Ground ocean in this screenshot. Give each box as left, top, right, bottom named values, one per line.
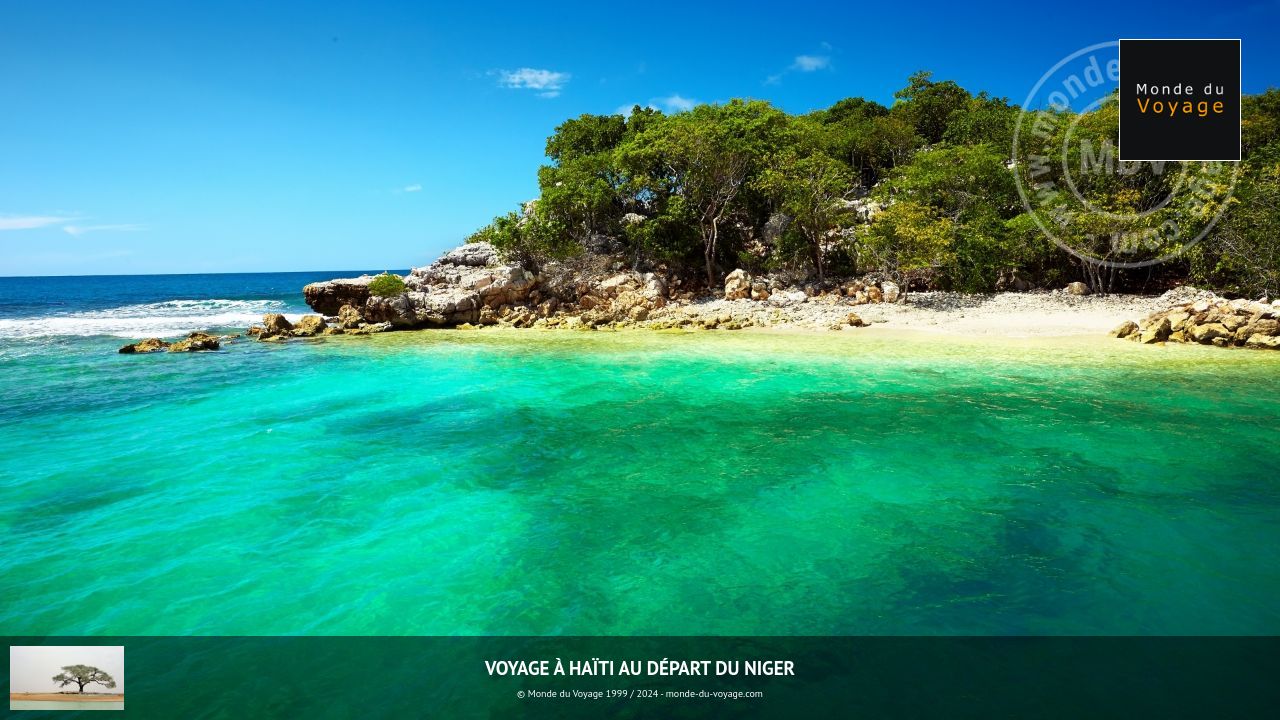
left=1, top=272, right=1278, bottom=635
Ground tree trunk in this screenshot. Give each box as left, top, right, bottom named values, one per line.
left=77, top=681, right=87, bottom=693
left=809, top=233, right=824, bottom=283
left=704, top=221, right=719, bottom=289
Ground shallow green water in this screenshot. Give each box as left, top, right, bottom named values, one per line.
left=1, top=330, right=1278, bottom=635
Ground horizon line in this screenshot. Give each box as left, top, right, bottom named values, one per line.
left=0, top=268, right=415, bottom=280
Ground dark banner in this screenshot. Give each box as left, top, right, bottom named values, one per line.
left=5, top=637, right=1278, bottom=718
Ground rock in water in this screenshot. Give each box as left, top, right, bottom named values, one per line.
left=724, top=269, right=751, bottom=300
left=1066, top=281, right=1091, bottom=296
left=303, top=276, right=373, bottom=315
left=262, top=313, right=294, bottom=337
left=119, top=338, right=171, bottom=354
left=291, top=315, right=327, bottom=337
left=169, top=332, right=220, bottom=352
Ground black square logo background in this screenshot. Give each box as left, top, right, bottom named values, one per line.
left=1120, top=39, right=1240, bottom=161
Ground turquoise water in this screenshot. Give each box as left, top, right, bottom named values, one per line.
left=2, top=324, right=1278, bottom=636
left=9, top=700, right=124, bottom=711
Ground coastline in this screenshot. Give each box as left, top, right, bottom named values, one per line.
left=640, top=290, right=1169, bottom=338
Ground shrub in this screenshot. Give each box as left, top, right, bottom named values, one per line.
left=368, top=272, right=406, bottom=297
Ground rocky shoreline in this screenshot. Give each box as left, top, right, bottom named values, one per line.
left=1111, top=291, right=1280, bottom=349
left=115, top=241, right=1280, bottom=351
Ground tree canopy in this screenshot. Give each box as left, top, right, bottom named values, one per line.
left=467, top=73, right=1280, bottom=295
left=52, top=665, right=117, bottom=694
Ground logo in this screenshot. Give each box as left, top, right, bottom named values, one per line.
left=1012, top=41, right=1240, bottom=269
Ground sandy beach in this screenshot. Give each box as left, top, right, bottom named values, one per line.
left=846, top=291, right=1168, bottom=337
left=638, top=288, right=1204, bottom=338
left=10, top=693, right=125, bottom=702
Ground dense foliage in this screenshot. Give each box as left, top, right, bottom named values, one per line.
left=368, top=272, right=406, bottom=297
left=469, top=74, right=1280, bottom=296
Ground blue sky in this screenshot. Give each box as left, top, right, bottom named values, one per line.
left=2, top=0, right=1278, bottom=276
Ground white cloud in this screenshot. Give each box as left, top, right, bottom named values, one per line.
left=496, top=68, right=570, bottom=97
left=403, top=183, right=422, bottom=193
left=656, top=94, right=697, bottom=112
left=0, top=215, right=75, bottom=231
left=766, top=47, right=837, bottom=85
left=62, top=223, right=146, bottom=236
left=791, top=55, right=831, bottom=72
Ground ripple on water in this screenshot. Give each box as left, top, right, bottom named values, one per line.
left=0, top=330, right=1278, bottom=635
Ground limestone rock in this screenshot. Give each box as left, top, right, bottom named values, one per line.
left=881, top=281, right=900, bottom=303
left=336, top=304, right=363, bottom=329
left=365, top=288, right=480, bottom=327
left=1109, top=320, right=1139, bottom=339
left=303, top=276, right=373, bottom=315
left=403, top=241, right=535, bottom=316
left=769, top=290, right=808, bottom=306
left=168, top=332, right=220, bottom=352
left=291, top=315, right=328, bottom=337
left=438, top=242, right=499, bottom=267
left=119, top=338, right=170, bottom=354
left=1245, top=334, right=1280, bottom=349
left=1138, top=318, right=1171, bottom=344
left=1066, top=281, right=1091, bottom=296
left=1122, top=292, right=1280, bottom=350
left=724, top=269, right=751, bottom=300
left=1189, top=322, right=1230, bottom=344
left=866, top=286, right=884, bottom=303
left=641, top=273, right=668, bottom=306
left=262, top=313, right=294, bottom=336
left=1244, top=318, right=1280, bottom=338
left=346, top=322, right=393, bottom=335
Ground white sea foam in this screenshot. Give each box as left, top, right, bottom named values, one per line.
left=0, top=299, right=304, bottom=339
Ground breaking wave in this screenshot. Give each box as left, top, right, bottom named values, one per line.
left=0, top=299, right=302, bottom=339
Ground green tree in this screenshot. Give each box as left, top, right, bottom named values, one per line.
left=758, top=124, right=855, bottom=280
left=52, top=665, right=116, bottom=694
left=878, top=143, right=1023, bottom=289
left=892, top=71, right=972, bottom=145
left=467, top=205, right=576, bottom=270
left=1191, top=142, right=1280, bottom=297
left=618, top=100, right=790, bottom=285
left=816, top=102, right=920, bottom=187
left=857, top=201, right=956, bottom=293
left=942, top=92, right=1018, bottom=149
left=545, top=113, right=627, bottom=164
left=1241, top=88, right=1280, bottom=156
